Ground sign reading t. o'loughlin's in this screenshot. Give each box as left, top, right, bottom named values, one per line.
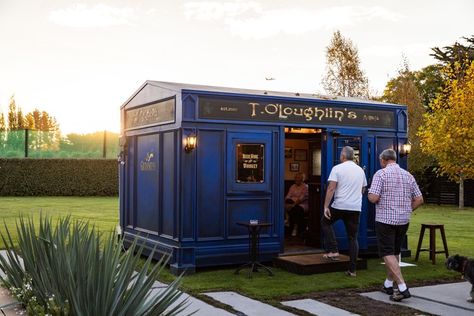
left=198, top=97, right=395, bottom=129
left=125, top=98, right=175, bottom=130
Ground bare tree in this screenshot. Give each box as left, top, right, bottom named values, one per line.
left=322, top=30, right=369, bottom=98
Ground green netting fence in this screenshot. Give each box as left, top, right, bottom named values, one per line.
left=0, top=130, right=119, bottom=159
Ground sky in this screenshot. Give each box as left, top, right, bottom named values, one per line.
left=1, top=0, right=473, bottom=134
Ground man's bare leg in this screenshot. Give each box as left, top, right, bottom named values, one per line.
left=383, top=255, right=405, bottom=285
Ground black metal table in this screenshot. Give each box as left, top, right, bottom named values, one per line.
left=234, top=221, right=274, bottom=278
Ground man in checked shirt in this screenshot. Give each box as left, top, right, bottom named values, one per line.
left=368, top=148, right=424, bottom=302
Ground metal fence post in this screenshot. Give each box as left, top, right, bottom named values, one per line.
left=25, top=129, right=29, bottom=158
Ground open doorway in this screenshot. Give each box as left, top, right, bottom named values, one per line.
left=283, top=127, right=323, bottom=254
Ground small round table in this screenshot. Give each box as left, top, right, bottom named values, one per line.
left=234, top=221, right=274, bottom=278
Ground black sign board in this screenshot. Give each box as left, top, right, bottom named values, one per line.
left=236, top=144, right=264, bottom=183
left=125, top=97, right=175, bottom=130
left=199, top=97, right=395, bottom=129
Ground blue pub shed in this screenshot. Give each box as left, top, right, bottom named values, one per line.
left=119, top=81, right=409, bottom=275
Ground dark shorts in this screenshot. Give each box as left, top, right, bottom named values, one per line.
left=375, top=221, right=409, bottom=257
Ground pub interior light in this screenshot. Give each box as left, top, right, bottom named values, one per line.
left=400, top=142, right=412, bottom=157
left=285, top=128, right=322, bottom=134
left=184, top=134, right=197, bottom=153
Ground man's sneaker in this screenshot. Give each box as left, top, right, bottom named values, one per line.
left=381, top=285, right=394, bottom=295
left=390, top=288, right=411, bottom=302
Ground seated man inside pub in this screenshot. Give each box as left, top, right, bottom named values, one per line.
left=285, top=172, right=308, bottom=237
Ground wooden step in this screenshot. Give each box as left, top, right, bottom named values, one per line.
left=273, top=253, right=367, bottom=275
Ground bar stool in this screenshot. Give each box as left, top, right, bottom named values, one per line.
left=414, top=224, right=449, bottom=264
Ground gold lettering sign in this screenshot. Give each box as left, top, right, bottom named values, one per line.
left=249, top=102, right=357, bottom=122
left=125, top=98, right=175, bottom=130
left=199, top=97, right=395, bottom=129
left=236, top=144, right=264, bottom=183
left=140, top=152, right=157, bottom=171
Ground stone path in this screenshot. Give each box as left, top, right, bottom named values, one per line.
left=282, top=298, right=359, bottom=316
left=205, top=291, right=295, bottom=316
left=3, top=250, right=474, bottom=315
left=149, top=281, right=234, bottom=316
left=361, top=281, right=474, bottom=316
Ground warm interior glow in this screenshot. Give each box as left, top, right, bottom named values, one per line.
left=284, top=127, right=322, bottom=134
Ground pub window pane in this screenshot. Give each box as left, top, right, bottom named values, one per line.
left=236, top=143, right=264, bottom=183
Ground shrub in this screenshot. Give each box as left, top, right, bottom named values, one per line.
left=0, top=216, right=190, bottom=315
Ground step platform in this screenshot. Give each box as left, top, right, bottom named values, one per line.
left=273, top=253, right=367, bottom=275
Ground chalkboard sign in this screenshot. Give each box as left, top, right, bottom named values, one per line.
left=236, top=144, right=264, bottom=183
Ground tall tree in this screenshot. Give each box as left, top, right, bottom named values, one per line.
left=322, top=30, right=369, bottom=97
left=7, top=95, right=18, bottom=130
left=419, top=61, right=474, bottom=209
left=381, top=59, right=429, bottom=174
left=17, top=107, right=26, bottom=129
left=0, top=112, right=5, bottom=152
left=431, top=35, right=474, bottom=80
left=0, top=112, right=6, bottom=131
left=25, top=112, right=35, bottom=129
left=413, top=65, right=444, bottom=110
left=32, top=109, right=41, bottom=129
left=429, top=36, right=474, bottom=111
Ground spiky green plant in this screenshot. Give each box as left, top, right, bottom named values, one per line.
left=0, top=215, right=191, bottom=315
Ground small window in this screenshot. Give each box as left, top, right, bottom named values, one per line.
left=236, top=143, right=264, bottom=183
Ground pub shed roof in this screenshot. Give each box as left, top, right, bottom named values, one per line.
left=122, top=81, right=403, bottom=110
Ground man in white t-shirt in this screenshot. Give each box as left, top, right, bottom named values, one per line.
left=322, top=146, right=367, bottom=277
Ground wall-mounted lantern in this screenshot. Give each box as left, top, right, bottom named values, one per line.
left=184, top=134, right=197, bottom=153
left=117, top=135, right=127, bottom=165
left=400, top=142, right=412, bottom=157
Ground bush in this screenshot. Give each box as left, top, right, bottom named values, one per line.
left=0, top=216, right=190, bottom=315
left=0, top=159, right=118, bottom=196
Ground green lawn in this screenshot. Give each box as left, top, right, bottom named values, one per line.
left=0, top=196, right=119, bottom=248
left=177, top=204, right=474, bottom=302
left=1, top=197, right=472, bottom=302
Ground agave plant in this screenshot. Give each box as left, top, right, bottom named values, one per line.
left=0, top=215, right=191, bottom=315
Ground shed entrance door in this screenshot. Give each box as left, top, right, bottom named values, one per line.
left=283, top=128, right=323, bottom=251
left=326, top=134, right=369, bottom=251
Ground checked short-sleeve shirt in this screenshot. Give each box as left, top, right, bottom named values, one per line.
left=368, top=163, right=422, bottom=225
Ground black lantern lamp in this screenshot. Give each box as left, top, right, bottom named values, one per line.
left=400, top=142, right=412, bottom=157
left=184, top=134, right=197, bottom=153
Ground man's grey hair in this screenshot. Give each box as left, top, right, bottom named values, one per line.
left=341, top=146, right=354, bottom=160
left=379, top=148, right=397, bottom=161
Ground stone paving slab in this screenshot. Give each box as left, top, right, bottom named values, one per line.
left=361, top=282, right=474, bottom=316
left=410, top=281, right=474, bottom=311
left=149, top=281, right=235, bottom=316
left=0, top=287, right=25, bottom=316
left=205, top=291, right=295, bottom=316
left=282, top=298, right=359, bottom=316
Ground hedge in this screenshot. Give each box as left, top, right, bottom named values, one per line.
left=0, top=159, right=118, bottom=196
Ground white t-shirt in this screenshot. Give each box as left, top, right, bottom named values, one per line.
left=328, top=160, right=367, bottom=211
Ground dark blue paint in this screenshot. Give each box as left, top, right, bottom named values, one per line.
left=135, top=134, right=160, bottom=232
left=197, top=130, right=225, bottom=239
left=120, top=82, right=409, bottom=274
